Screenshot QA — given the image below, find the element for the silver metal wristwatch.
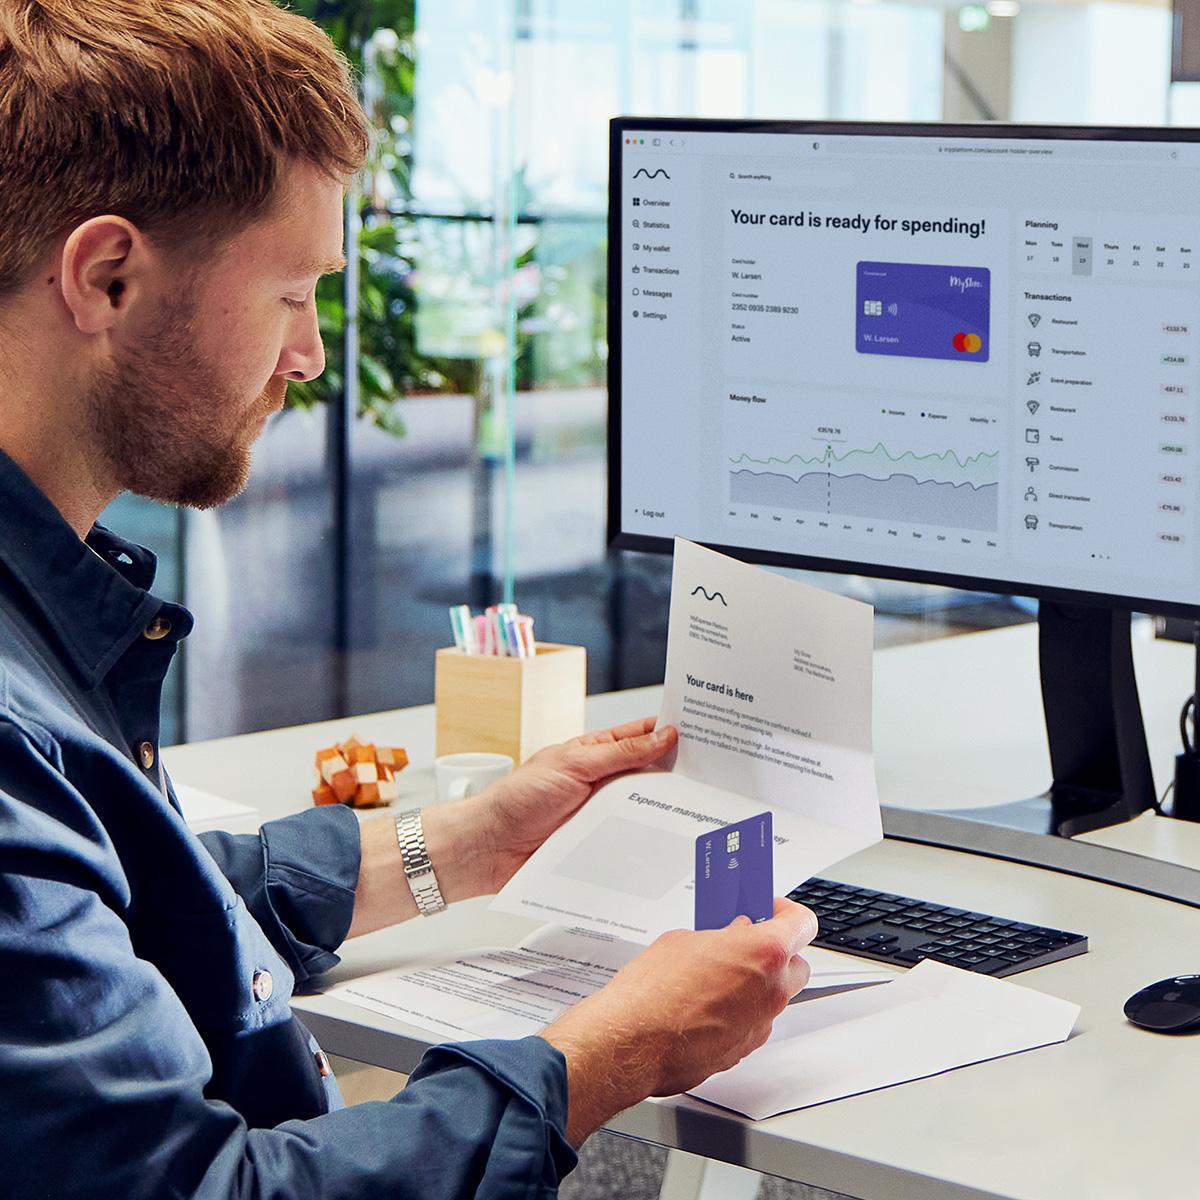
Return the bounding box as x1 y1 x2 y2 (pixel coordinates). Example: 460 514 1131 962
394 808 447 916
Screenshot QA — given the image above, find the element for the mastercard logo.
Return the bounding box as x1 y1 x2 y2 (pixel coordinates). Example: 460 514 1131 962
953 332 983 353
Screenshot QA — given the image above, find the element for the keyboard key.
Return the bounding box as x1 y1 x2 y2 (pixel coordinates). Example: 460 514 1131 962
972 956 1012 974
843 910 885 927
1000 952 1028 963
893 949 928 964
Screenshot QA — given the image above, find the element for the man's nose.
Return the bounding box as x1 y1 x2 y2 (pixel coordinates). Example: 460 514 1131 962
279 308 326 382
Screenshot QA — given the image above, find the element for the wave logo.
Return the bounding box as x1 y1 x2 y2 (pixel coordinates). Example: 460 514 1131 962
691 585 728 606
633 167 670 180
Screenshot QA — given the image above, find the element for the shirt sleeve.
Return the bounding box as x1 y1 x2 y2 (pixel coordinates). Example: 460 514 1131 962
0 720 578 1199
197 804 362 984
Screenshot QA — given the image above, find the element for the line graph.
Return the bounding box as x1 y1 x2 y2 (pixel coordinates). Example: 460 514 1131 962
728 442 999 531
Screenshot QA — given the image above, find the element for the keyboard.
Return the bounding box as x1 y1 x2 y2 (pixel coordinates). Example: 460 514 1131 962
788 877 1088 977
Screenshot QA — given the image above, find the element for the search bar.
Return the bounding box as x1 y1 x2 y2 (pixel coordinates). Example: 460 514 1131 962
723 166 854 190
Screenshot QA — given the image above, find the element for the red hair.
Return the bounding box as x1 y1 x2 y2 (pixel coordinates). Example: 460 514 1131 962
0 0 369 294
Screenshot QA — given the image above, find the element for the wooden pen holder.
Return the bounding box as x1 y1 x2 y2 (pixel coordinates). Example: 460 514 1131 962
434 642 587 764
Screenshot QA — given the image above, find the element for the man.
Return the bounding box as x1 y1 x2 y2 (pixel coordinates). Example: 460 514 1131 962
0 3 817 1197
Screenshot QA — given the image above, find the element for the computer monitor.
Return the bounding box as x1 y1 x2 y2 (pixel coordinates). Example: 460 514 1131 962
608 118 1200 840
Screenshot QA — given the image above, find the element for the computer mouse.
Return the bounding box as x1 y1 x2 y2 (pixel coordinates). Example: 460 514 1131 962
1124 975 1200 1033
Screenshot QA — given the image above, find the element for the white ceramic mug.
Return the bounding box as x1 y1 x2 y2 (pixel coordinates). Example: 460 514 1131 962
434 752 514 803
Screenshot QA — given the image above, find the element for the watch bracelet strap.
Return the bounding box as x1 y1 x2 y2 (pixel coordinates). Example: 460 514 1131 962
394 808 447 916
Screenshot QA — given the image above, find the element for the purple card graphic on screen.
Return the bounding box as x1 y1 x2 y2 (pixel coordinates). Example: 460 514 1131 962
695 812 773 931
855 261 990 363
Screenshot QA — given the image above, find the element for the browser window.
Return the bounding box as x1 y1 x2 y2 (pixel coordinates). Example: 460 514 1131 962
617 126 1200 608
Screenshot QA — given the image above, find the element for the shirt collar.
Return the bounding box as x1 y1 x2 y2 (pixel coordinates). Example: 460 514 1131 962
0 449 170 688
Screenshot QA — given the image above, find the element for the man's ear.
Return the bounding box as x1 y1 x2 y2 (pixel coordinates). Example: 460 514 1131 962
59 216 150 335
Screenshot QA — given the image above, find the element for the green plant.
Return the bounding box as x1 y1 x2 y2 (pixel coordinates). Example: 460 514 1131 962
284 1 479 433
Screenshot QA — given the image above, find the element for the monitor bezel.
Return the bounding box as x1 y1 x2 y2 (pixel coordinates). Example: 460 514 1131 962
607 116 1200 619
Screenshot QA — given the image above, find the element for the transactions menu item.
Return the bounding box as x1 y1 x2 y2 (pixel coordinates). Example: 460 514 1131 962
490 539 881 943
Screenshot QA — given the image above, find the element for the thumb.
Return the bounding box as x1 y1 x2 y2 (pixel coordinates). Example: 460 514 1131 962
570 725 677 783
768 897 819 952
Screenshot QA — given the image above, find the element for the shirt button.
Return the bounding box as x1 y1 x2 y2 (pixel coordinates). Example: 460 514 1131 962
144 615 172 640
252 969 274 1002
137 741 156 770
314 1049 333 1077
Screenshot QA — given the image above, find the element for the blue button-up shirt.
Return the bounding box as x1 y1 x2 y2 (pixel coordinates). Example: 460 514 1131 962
0 450 576 1198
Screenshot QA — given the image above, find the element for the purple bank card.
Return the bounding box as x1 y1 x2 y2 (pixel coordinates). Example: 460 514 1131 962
695 812 774 930
855 261 990 363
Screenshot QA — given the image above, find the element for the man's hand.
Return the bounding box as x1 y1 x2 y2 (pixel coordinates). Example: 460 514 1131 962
346 718 676 937
541 897 817 1146
468 717 678 894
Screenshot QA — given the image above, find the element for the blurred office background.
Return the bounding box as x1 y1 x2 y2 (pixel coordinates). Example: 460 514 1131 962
119 0 1195 744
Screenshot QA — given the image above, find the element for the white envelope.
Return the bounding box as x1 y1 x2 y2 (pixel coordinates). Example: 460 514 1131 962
689 960 1081 1120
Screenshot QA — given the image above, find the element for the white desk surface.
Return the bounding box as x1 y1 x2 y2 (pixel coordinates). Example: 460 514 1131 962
165 622 1200 1200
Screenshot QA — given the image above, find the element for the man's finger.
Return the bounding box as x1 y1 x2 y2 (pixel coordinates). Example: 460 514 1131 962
767 896 819 952
581 715 659 745
784 952 811 998
569 724 677 781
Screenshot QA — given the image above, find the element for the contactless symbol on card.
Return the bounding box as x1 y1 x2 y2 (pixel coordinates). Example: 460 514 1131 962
855 261 990 363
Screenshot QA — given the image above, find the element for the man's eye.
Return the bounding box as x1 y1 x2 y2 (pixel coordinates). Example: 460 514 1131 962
282 297 308 311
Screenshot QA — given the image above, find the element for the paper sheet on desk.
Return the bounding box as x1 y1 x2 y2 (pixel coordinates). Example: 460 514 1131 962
689 960 1081 1120
327 927 895 1045
491 539 881 942
175 783 256 829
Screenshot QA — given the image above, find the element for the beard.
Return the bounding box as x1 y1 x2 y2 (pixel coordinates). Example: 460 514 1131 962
87 296 285 510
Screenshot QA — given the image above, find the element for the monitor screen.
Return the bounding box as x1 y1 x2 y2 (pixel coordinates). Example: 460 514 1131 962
608 120 1200 617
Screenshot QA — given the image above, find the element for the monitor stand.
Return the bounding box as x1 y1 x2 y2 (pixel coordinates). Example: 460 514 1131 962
929 601 1157 837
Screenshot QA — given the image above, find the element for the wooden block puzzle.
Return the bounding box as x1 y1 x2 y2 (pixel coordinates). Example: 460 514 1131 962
311 736 409 809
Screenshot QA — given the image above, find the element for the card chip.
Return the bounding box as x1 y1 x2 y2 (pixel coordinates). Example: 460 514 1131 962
726 830 740 853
